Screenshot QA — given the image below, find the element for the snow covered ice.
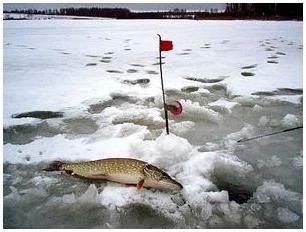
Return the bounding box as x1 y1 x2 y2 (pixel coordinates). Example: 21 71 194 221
3 19 302 228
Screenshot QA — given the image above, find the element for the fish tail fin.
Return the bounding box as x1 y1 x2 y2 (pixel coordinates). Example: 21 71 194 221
43 161 65 171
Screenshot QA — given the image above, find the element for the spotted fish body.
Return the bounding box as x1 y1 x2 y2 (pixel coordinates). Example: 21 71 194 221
44 158 183 192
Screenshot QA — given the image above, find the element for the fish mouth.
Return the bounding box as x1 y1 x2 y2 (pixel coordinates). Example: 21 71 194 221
158 178 183 192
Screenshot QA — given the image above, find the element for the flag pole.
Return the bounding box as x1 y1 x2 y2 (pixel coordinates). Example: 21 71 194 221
157 34 169 134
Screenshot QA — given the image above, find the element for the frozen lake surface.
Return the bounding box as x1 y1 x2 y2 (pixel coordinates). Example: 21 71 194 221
3 19 303 228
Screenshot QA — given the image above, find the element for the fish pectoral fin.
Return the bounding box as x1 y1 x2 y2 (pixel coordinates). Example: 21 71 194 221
86 173 108 179
136 179 145 191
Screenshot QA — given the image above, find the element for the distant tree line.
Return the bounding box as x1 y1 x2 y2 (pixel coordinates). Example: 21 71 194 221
225 3 302 18
4 3 302 20
4 7 214 19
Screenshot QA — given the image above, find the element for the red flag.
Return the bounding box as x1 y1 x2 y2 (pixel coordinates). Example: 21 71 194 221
160 40 173 51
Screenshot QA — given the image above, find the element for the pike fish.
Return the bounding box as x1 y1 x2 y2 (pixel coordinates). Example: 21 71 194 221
44 158 183 192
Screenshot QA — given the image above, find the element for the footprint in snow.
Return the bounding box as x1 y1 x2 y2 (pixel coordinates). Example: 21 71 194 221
52 48 65 51
152 62 165 66
100 60 111 63
126 69 138 73
123 78 150 85
241 64 257 69
267 60 278 64
241 72 255 77
184 77 226 83
146 70 158 75
61 52 71 55
201 43 211 48
276 51 286 55
106 70 124 74
86 63 97 66
267 55 279 59
100 56 112 63
265 47 274 52
86 55 100 58
130 63 146 67
221 40 230 44
176 52 190 56
104 52 114 55
102 56 112 60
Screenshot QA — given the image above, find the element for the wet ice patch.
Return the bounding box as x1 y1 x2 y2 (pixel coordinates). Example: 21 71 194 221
268 95 302 105
257 155 282 168
4 121 63 145
12 111 64 119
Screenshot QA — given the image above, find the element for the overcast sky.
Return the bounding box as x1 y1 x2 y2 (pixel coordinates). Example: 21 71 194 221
4 3 226 12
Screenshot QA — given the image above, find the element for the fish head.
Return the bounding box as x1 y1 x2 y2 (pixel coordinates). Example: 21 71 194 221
143 164 183 192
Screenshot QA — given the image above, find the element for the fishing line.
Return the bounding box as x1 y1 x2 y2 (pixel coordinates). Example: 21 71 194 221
237 126 303 143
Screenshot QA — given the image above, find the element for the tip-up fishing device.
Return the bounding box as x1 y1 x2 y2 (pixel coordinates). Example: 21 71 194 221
157 34 183 134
